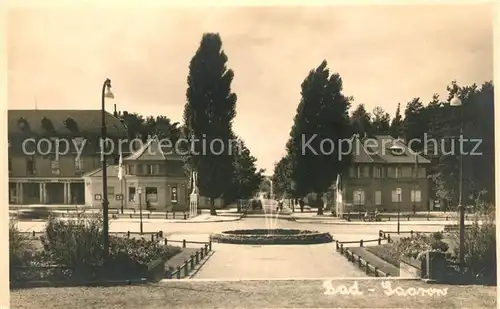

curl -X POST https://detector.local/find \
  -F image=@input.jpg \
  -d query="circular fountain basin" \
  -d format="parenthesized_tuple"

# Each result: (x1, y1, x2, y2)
(210, 229, 333, 245)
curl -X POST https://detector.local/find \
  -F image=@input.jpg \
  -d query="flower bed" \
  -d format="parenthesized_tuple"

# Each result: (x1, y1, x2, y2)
(210, 229, 333, 245)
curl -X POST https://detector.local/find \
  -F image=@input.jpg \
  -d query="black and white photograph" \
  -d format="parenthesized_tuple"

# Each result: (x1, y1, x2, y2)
(4, 3, 497, 309)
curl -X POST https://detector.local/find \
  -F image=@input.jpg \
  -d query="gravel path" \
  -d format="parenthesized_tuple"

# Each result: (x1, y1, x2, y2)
(10, 279, 497, 309)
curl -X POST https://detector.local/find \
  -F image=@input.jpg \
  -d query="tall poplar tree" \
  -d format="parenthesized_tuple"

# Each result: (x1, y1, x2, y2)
(183, 33, 237, 215)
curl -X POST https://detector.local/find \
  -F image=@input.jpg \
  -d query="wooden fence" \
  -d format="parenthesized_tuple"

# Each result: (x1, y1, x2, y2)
(335, 241, 390, 277)
(162, 240, 213, 279)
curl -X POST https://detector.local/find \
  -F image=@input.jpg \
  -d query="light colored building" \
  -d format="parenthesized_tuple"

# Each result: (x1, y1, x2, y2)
(335, 134, 431, 213)
(82, 136, 224, 210)
(8, 109, 127, 205)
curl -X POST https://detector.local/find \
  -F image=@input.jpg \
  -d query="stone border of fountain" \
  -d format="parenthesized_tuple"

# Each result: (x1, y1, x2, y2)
(209, 229, 334, 245)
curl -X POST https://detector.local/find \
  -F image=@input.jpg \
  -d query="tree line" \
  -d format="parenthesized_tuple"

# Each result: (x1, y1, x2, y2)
(272, 60, 494, 213)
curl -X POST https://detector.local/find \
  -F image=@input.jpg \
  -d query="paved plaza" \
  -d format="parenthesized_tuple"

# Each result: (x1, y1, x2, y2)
(15, 200, 449, 280)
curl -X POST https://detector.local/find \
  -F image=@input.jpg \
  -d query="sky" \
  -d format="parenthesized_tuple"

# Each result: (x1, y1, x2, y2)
(7, 5, 493, 172)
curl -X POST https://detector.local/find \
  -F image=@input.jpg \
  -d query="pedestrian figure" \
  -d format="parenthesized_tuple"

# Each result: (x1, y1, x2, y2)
(299, 199, 304, 213)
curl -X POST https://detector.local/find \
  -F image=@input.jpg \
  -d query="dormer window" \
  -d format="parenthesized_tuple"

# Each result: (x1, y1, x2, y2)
(389, 145, 404, 156)
(41, 117, 55, 133)
(18, 117, 30, 131)
(63, 117, 79, 133)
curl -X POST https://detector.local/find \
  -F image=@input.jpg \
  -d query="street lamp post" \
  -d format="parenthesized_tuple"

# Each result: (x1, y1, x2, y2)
(101, 78, 114, 261)
(450, 94, 465, 268)
(138, 186, 143, 234)
(396, 188, 402, 234)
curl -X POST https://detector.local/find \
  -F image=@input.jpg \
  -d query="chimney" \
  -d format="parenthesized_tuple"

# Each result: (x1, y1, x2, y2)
(113, 104, 118, 117)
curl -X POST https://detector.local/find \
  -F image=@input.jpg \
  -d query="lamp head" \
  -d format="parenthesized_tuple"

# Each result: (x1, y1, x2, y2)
(137, 187, 142, 194)
(104, 78, 114, 99)
(450, 94, 462, 107)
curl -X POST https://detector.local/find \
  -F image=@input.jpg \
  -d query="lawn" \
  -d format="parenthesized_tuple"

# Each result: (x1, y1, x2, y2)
(10, 279, 497, 309)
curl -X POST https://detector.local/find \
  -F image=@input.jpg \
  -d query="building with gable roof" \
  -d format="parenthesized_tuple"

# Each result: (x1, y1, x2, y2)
(334, 134, 431, 213)
(83, 135, 189, 209)
(8, 108, 127, 205)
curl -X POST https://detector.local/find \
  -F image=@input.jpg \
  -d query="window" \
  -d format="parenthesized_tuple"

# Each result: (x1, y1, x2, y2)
(401, 167, 412, 178)
(128, 165, 136, 175)
(392, 188, 402, 202)
(146, 187, 158, 203)
(147, 164, 159, 175)
(107, 187, 115, 200)
(349, 167, 357, 178)
(360, 166, 370, 178)
(26, 156, 36, 175)
(411, 190, 422, 202)
(375, 190, 382, 205)
(388, 167, 400, 178)
(353, 190, 365, 205)
(50, 155, 60, 175)
(75, 157, 83, 173)
(418, 167, 426, 178)
(128, 187, 136, 202)
(373, 167, 381, 178)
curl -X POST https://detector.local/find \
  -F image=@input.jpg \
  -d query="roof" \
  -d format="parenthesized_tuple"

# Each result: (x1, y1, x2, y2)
(352, 134, 431, 164)
(8, 109, 127, 137)
(124, 135, 183, 161)
(83, 165, 120, 178)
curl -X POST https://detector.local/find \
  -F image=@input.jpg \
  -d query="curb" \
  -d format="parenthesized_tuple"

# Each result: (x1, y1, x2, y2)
(10, 278, 148, 289)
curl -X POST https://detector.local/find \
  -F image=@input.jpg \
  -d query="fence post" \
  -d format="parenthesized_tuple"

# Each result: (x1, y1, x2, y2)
(195, 251, 199, 264)
(166, 212, 169, 219)
(148, 213, 150, 219)
(378, 238, 381, 245)
(387, 234, 391, 243)
(365, 262, 370, 274)
(374, 267, 379, 277)
(410, 230, 414, 237)
(182, 239, 186, 248)
(407, 215, 410, 221)
(190, 255, 195, 270)
(204, 244, 208, 255)
(151, 234, 154, 242)
(336, 241, 339, 250)
(32, 231, 35, 238)
(127, 231, 130, 238)
(184, 262, 189, 277)
(184, 213, 187, 220)
(359, 240, 363, 247)
(165, 268, 172, 279)
(165, 238, 168, 245)
(340, 243, 344, 254)
(176, 267, 181, 279)
(200, 247, 205, 259)
(209, 241, 212, 251)
(158, 231, 163, 238)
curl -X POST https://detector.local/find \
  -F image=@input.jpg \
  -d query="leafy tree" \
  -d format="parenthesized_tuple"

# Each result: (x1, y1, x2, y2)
(225, 138, 264, 211)
(183, 33, 237, 215)
(389, 103, 404, 138)
(371, 106, 391, 134)
(350, 104, 373, 137)
(287, 60, 352, 215)
(403, 97, 426, 152)
(272, 155, 293, 198)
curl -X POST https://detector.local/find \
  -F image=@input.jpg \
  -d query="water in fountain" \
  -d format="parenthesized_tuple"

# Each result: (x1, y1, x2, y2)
(261, 197, 280, 237)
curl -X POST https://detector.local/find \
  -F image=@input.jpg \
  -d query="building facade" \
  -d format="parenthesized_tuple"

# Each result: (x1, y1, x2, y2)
(337, 134, 431, 213)
(8, 109, 127, 205)
(83, 136, 190, 210)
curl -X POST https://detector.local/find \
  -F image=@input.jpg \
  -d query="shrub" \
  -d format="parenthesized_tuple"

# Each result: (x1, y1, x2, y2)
(9, 219, 36, 281)
(451, 212, 496, 284)
(41, 214, 181, 280)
